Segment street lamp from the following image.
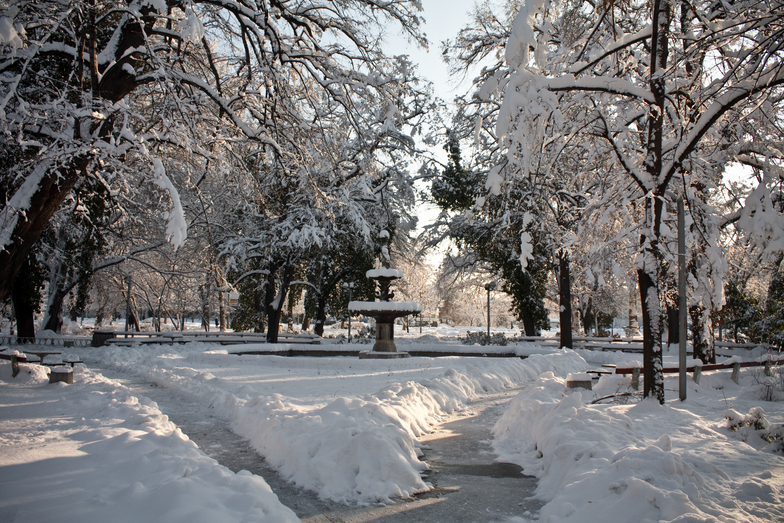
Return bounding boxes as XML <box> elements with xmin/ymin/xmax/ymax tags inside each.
<box><xmin>343</xmin><ymin>282</ymin><xmax>355</xmax><ymax>342</ymax></box>
<box><xmin>484</xmin><ymin>282</ymin><xmax>497</xmax><ymax>338</ymax></box>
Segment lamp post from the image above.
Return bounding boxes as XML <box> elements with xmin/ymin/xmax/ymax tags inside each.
<box><xmin>343</xmin><ymin>282</ymin><xmax>355</xmax><ymax>342</ymax></box>
<box><xmin>484</xmin><ymin>282</ymin><xmax>497</xmax><ymax>338</ymax></box>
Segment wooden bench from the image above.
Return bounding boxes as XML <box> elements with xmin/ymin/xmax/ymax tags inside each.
<box><xmin>586</xmin><ymin>369</ymin><xmax>612</xmax><ymax>378</ymax></box>
<box><xmin>44</xmin><ymin>358</ymin><xmax>83</xmax><ymax>368</ymax></box>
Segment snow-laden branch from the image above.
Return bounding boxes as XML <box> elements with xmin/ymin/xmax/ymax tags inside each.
<box><xmin>0</xmin><ymin>160</ymin><xmax>52</xmax><ymax>251</ymax></box>
<box><xmin>545</xmin><ymin>75</ymin><xmax>656</xmax><ymax>104</ymax></box>
<box><xmin>664</xmin><ymin>65</ymin><xmax>784</xmax><ymax>184</ymax></box>
<box><xmin>570</xmin><ymin>26</ymin><xmax>653</xmax><ymax>76</ymax></box>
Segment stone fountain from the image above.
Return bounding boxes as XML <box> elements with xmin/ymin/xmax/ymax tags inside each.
<box><xmin>349</xmin><ymin>232</ymin><xmax>421</xmax><ymax>359</ymax></box>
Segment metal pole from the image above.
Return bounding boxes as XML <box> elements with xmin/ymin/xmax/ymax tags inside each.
<box><xmin>347</xmin><ymin>283</ymin><xmax>353</xmax><ymax>343</ymax></box>
<box><xmin>125</xmin><ymin>276</ymin><xmax>132</xmax><ymax>333</ymax></box>
<box><xmin>678</xmin><ymin>198</ymin><xmax>687</xmax><ymax>401</ymax></box>
<box><xmin>487</xmin><ymin>287</ymin><xmax>491</xmax><ymax>338</ymax></box>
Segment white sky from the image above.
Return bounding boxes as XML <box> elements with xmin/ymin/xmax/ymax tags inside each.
<box><xmin>389</xmin><ymin>0</ymin><xmax>481</xmax><ymax>106</ymax></box>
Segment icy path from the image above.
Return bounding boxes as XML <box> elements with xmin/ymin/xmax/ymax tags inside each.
<box><xmin>95</xmin><ymin>366</ymin><xmax>541</xmax><ymax>522</ymax></box>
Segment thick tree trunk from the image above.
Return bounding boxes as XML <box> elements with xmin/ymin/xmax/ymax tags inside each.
<box><xmin>0</xmin><ymin>163</ymin><xmax>82</xmax><ymax>303</ymax></box>
<box><xmin>637</xmin><ymin>0</ymin><xmax>671</xmax><ymax>405</ymax></box>
<box><xmin>265</xmin><ymin>262</ymin><xmax>293</xmax><ymax>343</ymax></box>
<box><xmin>558</xmin><ymin>251</ymin><xmax>573</xmax><ymax>349</ymax></box>
<box><xmin>638</xmin><ymin>265</ymin><xmax>665</xmax><ymax>403</ymax></box>
<box><xmin>522</xmin><ymin>314</ymin><xmax>536</xmax><ymax>337</ymax></box>
<box><xmin>11</xmin><ymin>260</ymin><xmax>37</xmax><ymax>343</ymax></box>
<box><xmin>690</xmin><ymin>305</ymin><xmax>716</xmax><ymax>364</ymax></box>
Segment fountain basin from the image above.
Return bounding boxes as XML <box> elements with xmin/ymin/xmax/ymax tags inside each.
<box><xmin>349</xmin><ymin>301</ymin><xmax>422</xmax><ymax>357</ymax></box>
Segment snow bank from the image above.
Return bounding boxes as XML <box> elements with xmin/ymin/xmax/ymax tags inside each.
<box><xmin>88</xmin><ymin>345</ymin><xmax>587</xmax><ymax>503</ymax></box>
<box><xmin>0</xmin><ymin>360</ymin><xmax>299</xmax><ymax>523</ymax></box>
<box><xmin>494</xmin><ymin>371</ymin><xmax>784</xmax><ymax>522</ymax></box>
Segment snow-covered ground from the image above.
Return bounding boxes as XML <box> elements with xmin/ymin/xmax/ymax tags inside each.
<box><xmin>1</xmin><ymin>325</ymin><xmax>782</xmax><ymax>522</ymax></box>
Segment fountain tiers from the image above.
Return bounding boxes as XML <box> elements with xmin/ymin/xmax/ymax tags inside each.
<box><xmin>348</xmin><ymin>269</ymin><xmax>421</xmax><ymax>358</ymax></box>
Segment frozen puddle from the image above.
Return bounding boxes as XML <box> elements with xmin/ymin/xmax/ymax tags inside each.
<box><xmin>96</xmin><ymin>368</ymin><xmax>541</xmax><ymax>522</ymax></box>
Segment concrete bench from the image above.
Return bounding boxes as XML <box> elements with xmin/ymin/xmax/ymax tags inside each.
<box><xmin>49</xmin><ymin>366</ymin><xmax>74</xmax><ymax>384</ymax></box>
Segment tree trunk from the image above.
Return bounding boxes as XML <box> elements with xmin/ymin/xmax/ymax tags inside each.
<box><xmin>314</xmin><ymin>294</ymin><xmax>327</xmax><ymax>337</ymax></box>
<box><xmin>667</xmin><ymin>303</ymin><xmax>679</xmax><ymax>347</ymax></box>
<box><xmin>43</xmin><ymin>286</ymin><xmax>68</xmax><ymax>333</ymax></box>
<box><xmin>219</xmin><ymin>290</ymin><xmax>227</xmax><ymax>331</ymax></box>
<box><xmin>690</xmin><ymin>305</ymin><xmax>716</xmax><ymax>364</ymax></box>
<box><xmin>0</xmin><ymin>161</ymin><xmax>83</xmax><ymax>303</ymax></box>
<box><xmin>522</xmin><ymin>314</ymin><xmax>536</xmax><ymax>337</ymax></box>
<box><xmin>581</xmin><ymin>297</ymin><xmax>595</xmax><ymax>336</ymax></box>
<box><xmin>69</xmin><ymin>297</ymin><xmax>78</xmax><ymax>322</ymax></box>
<box><xmin>199</xmin><ymin>284</ymin><xmax>210</xmax><ymax>332</ymax></box>
<box><xmin>558</xmin><ymin>250</ymin><xmax>573</xmax><ymax>349</ymax></box>
<box><xmin>638</xmin><ymin>264</ymin><xmax>665</xmax><ymax>403</ymax></box>
<box><xmin>265</xmin><ymin>262</ymin><xmax>294</xmax><ymax>343</ymax></box>
<box><xmin>11</xmin><ymin>260</ymin><xmax>37</xmax><ymax>343</ymax></box>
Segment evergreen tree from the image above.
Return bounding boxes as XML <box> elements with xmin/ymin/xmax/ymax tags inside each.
<box><xmin>429</xmin><ymin>133</ymin><xmax>550</xmax><ymax>335</ymax></box>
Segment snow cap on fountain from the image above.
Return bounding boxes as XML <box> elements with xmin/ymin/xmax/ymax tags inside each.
<box><xmin>366</xmin><ymin>268</ymin><xmax>404</xmax><ymax>279</ymax></box>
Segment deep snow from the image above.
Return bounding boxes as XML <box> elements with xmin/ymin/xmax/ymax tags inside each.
<box><xmin>1</xmin><ymin>324</ymin><xmax>782</xmax><ymax>522</ymax></box>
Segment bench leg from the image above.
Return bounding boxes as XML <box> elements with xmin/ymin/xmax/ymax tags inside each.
<box><xmin>693</xmin><ymin>366</ymin><xmax>701</xmax><ymax>385</ymax></box>
<box><xmin>632</xmin><ymin>368</ymin><xmax>640</xmax><ymax>391</ymax></box>
<box><xmin>731</xmin><ymin>362</ymin><xmax>740</xmax><ymax>384</ymax></box>
<box><xmin>10</xmin><ymin>355</ymin><xmax>20</xmax><ymax>378</ymax></box>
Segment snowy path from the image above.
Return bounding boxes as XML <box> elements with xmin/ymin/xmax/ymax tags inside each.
<box><xmin>96</xmin><ymin>366</ymin><xmax>540</xmax><ymax>522</ymax></box>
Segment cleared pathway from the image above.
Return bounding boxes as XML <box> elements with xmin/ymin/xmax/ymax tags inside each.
<box><xmin>96</xmin><ymin>367</ymin><xmax>541</xmax><ymax>522</ymax></box>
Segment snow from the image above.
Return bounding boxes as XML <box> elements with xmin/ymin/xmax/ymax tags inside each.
<box><xmin>0</xmin><ymin>361</ymin><xmax>298</xmax><ymax>523</ymax></box>
<box><xmin>349</xmin><ymin>300</ymin><xmax>422</xmax><ymax>313</ymax></box>
<box><xmin>1</xmin><ymin>328</ymin><xmax>782</xmax><ymax>522</ymax></box>
<box><xmin>151</xmin><ymin>158</ymin><xmax>187</xmax><ymax>249</ymax></box>
<box><xmin>494</xmin><ymin>356</ymin><xmax>784</xmax><ymax>523</ymax></box>
<box><xmin>366</xmin><ymin>268</ymin><xmax>404</xmax><ymax>279</ymax></box>
<box><xmin>0</xmin><ymin>15</ymin><xmax>22</xmax><ymax>50</ymax></box>
<box><xmin>0</xmin><ymin>160</ymin><xmax>51</xmax><ymax>251</ymax></box>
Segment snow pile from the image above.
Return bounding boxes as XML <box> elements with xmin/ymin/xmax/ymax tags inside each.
<box><xmin>0</xmin><ymin>361</ymin><xmax>299</xmax><ymax>523</ymax></box>
<box><xmin>494</xmin><ymin>371</ymin><xmax>784</xmax><ymax>522</ymax></box>
<box><xmin>90</xmin><ymin>346</ymin><xmax>586</xmax><ymax>503</ymax></box>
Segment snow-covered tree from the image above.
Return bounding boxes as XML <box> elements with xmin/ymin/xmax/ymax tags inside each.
<box><xmin>0</xmin><ymin>0</ymin><xmax>427</xmax><ymax>304</ymax></box>
<box><xmin>482</xmin><ymin>0</ymin><xmax>784</xmax><ymax>402</ymax></box>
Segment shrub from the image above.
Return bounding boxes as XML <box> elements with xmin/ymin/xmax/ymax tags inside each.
<box><xmin>460</xmin><ymin>331</ymin><xmax>508</xmax><ymax>346</ymax></box>
<box><xmin>724</xmin><ymin>406</ymin><xmax>782</xmax><ymax>444</ymax></box>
